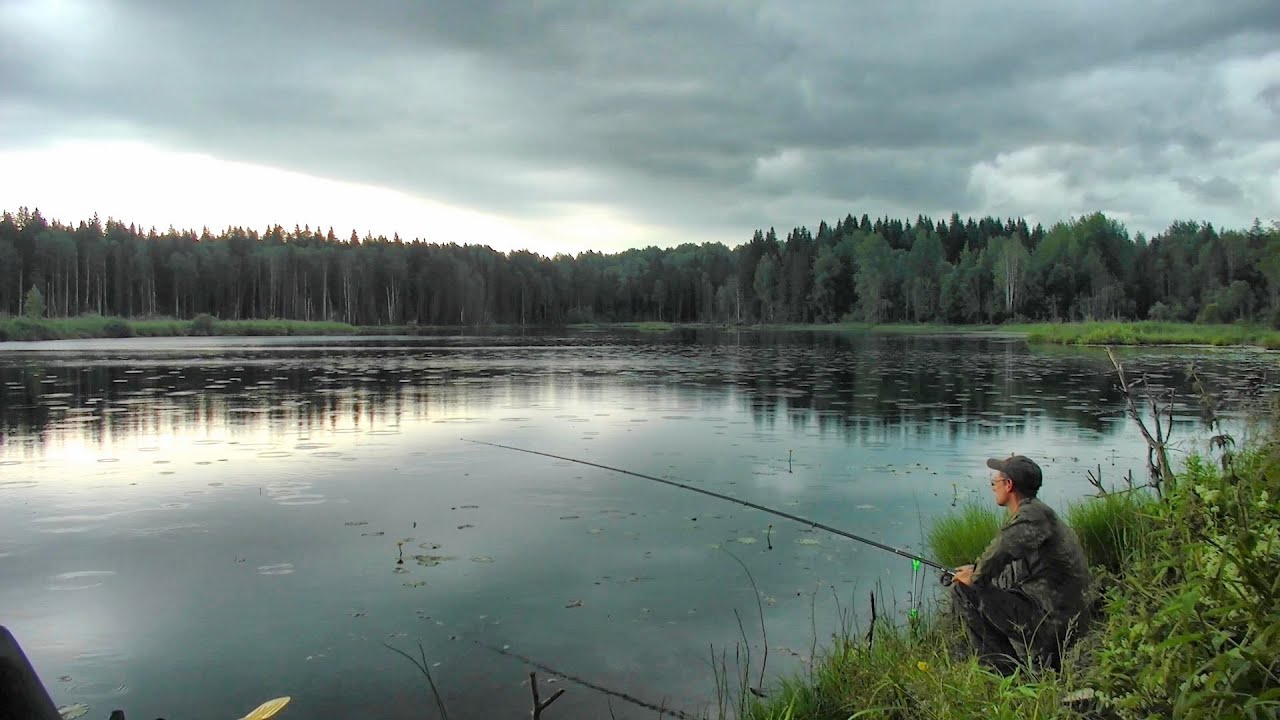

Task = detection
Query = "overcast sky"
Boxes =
[2,0,1278,255]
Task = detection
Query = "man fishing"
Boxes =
[948,454,1092,674]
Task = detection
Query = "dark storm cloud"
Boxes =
[1,0,1277,243]
[1176,176,1246,205]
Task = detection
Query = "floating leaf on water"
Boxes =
[587,528,603,534]
[564,600,583,608]
[470,555,494,563]
[58,704,89,720]
[456,524,475,530]
[418,543,441,550]
[559,515,580,520]
[736,537,757,544]
[795,538,822,546]
[239,696,291,720]
[361,531,385,537]
[413,554,456,567]
[344,521,368,526]
[404,581,428,588]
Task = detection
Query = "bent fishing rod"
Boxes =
[462,438,956,584]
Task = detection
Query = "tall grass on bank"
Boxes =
[1064,492,1156,576]
[0,314,444,341]
[1017,321,1280,349]
[926,502,1002,568]
[748,615,1080,720]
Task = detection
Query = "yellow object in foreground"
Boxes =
[239,696,291,720]
[916,661,930,672]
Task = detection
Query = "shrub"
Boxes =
[102,318,135,338]
[1147,301,1177,322]
[191,313,218,336]
[1197,302,1225,324]
[23,285,45,319]
[1090,448,1280,718]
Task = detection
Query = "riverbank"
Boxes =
[3,315,1278,349]
[1010,321,1280,349]
[0,315,485,341]
[767,320,1280,348]
[744,436,1280,719]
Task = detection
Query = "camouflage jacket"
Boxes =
[972,497,1092,627]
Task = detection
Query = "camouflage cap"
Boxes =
[986,454,1043,497]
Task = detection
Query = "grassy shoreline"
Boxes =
[1,315,1278,348]
[744,440,1279,720]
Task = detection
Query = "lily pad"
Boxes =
[413,554,456,567]
[58,704,89,720]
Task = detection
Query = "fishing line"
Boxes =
[462,438,954,582]
[473,640,699,719]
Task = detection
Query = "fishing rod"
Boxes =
[462,438,956,585]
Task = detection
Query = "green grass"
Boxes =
[745,616,1082,720]
[926,502,1003,568]
[6,317,1280,349]
[0,315,455,341]
[1064,491,1157,576]
[1013,321,1280,349]
[753,320,1280,348]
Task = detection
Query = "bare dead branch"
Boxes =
[1106,347,1176,497]
[529,672,566,719]
[1085,463,1108,496]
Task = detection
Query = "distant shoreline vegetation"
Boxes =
[2,315,1279,349]
[3,207,1279,334]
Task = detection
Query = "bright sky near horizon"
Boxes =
[2,0,1278,255]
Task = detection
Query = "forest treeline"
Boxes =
[2,207,1278,327]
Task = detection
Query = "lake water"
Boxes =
[0,330,1272,719]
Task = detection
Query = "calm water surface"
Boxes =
[0,331,1272,719]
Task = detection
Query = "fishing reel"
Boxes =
[939,570,955,587]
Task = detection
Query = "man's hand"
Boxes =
[952,564,976,586]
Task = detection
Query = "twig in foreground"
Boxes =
[383,640,450,720]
